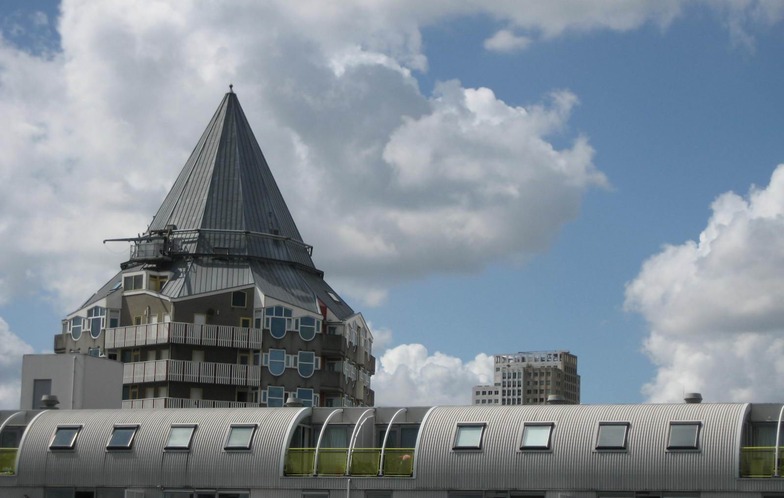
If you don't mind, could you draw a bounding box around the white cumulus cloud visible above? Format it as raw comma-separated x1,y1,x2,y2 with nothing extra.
626,165,784,402
0,318,34,409
0,0,612,316
484,29,531,53
372,344,493,406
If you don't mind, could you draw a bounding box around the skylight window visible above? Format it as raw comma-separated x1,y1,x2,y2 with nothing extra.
453,423,486,450
327,291,341,303
107,425,139,450
596,422,629,450
521,423,554,450
225,424,256,450
667,421,701,450
165,425,196,450
50,426,81,450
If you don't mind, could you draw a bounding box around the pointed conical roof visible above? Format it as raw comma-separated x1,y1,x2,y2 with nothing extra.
148,91,315,269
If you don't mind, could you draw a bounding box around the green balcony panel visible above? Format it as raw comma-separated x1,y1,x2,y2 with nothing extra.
285,448,315,476
382,448,414,476
740,447,784,478
350,449,381,476
0,448,17,475
317,448,348,475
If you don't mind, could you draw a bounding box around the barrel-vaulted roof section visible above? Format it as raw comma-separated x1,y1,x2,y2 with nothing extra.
148,91,314,269
416,403,749,492
14,407,308,489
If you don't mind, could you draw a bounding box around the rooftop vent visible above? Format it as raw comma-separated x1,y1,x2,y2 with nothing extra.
285,397,304,407
547,394,567,405
684,392,703,404
40,394,60,410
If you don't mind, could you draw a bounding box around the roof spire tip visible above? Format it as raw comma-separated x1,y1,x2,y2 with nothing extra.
229,83,234,93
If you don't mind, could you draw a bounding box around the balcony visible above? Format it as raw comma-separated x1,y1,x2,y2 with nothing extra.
106,322,262,350
0,448,16,475
53,334,65,354
122,397,260,409
740,447,784,477
122,359,261,387
284,448,414,477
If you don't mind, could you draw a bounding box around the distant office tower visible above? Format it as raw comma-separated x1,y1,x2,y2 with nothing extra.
472,351,579,405
52,90,375,409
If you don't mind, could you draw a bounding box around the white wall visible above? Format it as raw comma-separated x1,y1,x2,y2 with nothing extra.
19,354,122,409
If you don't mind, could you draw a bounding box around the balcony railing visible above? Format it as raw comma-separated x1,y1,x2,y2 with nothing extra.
122,397,260,409
106,322,262,350
0,448,17,475
284,448,414,477
122,359,261,387
740,447,784,477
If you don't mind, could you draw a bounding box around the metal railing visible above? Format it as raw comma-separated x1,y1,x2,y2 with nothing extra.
122,397,260,409
106,322,262,350
122,360,261,387
284,448,414,477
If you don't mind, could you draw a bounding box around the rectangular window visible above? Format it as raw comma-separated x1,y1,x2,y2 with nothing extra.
239,317,251,328
123,274,144,291
453,423,486,450
225,424,256,450
166,425,197,450
267,386,285,407
521,423,554,450
107,425,139,449
50,426,81,450
596,422,629,450
667,421,702,450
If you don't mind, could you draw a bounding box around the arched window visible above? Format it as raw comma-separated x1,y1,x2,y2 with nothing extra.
71,317,83,341
87,306,106,339
298,351,315,378
268,349,286,376
298,316,320,341
265,306,293,339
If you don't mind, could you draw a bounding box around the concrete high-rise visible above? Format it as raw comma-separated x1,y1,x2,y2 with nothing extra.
472,350,579,405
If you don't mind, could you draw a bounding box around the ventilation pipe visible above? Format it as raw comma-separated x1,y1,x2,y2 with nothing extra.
683,393,703,404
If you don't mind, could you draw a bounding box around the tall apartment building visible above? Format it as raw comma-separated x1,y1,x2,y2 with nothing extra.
472,350,579,405
53,89,375,408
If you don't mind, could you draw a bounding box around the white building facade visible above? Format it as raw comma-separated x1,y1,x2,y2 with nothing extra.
472,350,580,405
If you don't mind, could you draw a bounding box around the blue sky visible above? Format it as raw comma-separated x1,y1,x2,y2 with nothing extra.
0,1,783,407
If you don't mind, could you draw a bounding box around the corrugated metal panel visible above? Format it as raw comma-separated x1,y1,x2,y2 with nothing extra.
72,271,124,312
147,92,315,270
298,270,355,320
15,404,772,494
163,261,254,299
251,261,320,313
15,408,308,489
415,404,749,492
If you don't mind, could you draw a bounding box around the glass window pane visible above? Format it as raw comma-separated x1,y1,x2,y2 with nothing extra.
166,426,196,449
107,426,138,449
668,422,701,449
225,425,256,449
596,423,628,449
522,424,553,449
454,424,485,449
50,426,80,449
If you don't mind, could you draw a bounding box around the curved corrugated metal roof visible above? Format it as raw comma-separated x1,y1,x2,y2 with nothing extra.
415,403,749,492
11,403,757,493
14,407,308,488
